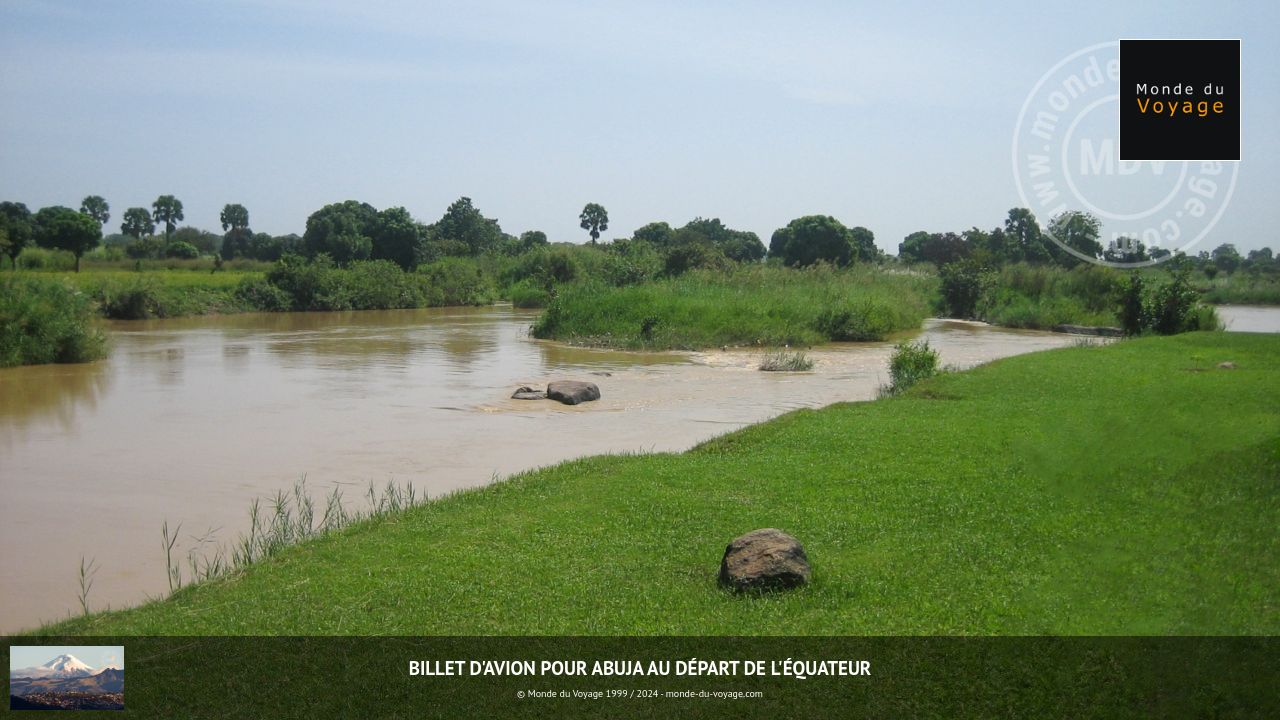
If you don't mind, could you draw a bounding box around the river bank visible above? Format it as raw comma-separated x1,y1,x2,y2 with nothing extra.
0,309,1086,633
24,331,1279,636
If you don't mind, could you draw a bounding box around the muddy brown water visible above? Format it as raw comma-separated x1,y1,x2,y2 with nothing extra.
1,307,1115,632
1215,305,1280,333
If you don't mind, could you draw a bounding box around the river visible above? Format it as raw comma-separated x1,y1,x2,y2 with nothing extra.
3,305,1271,632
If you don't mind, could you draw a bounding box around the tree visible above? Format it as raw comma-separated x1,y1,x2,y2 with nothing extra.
579,203,609,245
681,217,765,262
303,200,377,263
518,230,548,253
1247,247,1273,264
849,226,878,263
0,201,33,269
1211,243,1242,275
770,215,859,267
220,203,252,260
370,206,424,270
34,205,101,272
1002,208,1050,264
121,207,155,239
1046,211,1103,266
432,197,504,256
152,195,184,240
632,221,675,248
80,195,110,227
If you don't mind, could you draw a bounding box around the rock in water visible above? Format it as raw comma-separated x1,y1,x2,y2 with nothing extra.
511,386,547,400
546,380,601,405
718,528,810,592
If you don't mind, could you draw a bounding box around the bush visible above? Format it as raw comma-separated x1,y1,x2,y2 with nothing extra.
509,278,551,308
0,275,107,366
165,240,200,259
345,260,427,310
94,275,163,319
419,257,495,306
814,301,897,341
939,260,991,319
16,247,76,271
235,277,292,312
1119,272,1145,336
886,340,940,395
265,254,351,311
1148,264,1211,335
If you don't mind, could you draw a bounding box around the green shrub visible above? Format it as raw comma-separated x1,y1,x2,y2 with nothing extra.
0,275,107,366
235,277,292,312
419,257,495,306
509,278,551,308
165,240,200,259
266,254,351,311
16,247,76,271
1148,264,1208,335
939,260,991,319
887,340,940,395
345,260,427,310
94,275,163,319
1119,272,1145,336
813,300,897,341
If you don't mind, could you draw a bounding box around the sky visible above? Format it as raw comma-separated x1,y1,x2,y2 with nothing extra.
1,0,1277,253
9,645,124,671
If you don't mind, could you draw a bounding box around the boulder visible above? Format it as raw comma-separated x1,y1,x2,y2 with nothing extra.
718,528,810,592
546,380,601,405
1218,361,1237,370
511,386,547,400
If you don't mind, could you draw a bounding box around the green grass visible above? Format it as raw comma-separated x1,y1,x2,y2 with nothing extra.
533,264,937,349
62,270,261,318
1199,273,1280,305
31,332,1279,636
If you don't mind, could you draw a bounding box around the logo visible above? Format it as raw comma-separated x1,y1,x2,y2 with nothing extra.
1012,41,1238,268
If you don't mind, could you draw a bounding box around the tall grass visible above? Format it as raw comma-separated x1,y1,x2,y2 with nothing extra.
533,263,936,349
759,349,814,371
0,275,107,366
1199,274,1280,305
162,478,425,593
978,263,1122,329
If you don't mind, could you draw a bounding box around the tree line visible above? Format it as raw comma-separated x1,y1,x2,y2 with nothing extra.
3,193,1273,278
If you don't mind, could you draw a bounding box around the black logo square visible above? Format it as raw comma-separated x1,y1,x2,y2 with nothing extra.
1120,39,1240,161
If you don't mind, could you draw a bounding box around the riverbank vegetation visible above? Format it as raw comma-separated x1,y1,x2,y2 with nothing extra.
532,265,936,349
2,193,1268,361
30,331,1278,635
0,275,106,367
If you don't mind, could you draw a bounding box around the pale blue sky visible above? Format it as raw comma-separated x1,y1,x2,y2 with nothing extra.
1,0,1276,251
9,645,124,671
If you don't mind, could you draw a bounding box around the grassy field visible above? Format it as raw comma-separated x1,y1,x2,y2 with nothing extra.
31,331,1278,636
533,264,937,349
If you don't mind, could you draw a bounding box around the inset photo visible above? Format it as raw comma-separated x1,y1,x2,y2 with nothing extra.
9,646,124,711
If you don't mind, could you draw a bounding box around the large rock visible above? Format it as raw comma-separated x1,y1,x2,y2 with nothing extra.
546,380,601,405
511,386,546,400
718,528,810,592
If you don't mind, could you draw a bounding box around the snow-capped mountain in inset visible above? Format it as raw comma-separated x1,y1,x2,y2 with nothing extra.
9,654,97,680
